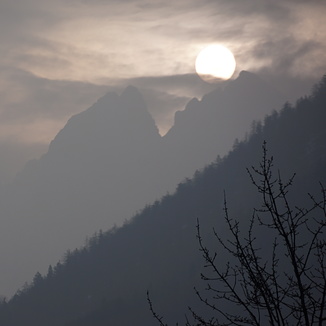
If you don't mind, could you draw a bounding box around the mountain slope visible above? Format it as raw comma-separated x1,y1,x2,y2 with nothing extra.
0,72,284,297
0,75,325,326
162,71,285,183
0,86,163,297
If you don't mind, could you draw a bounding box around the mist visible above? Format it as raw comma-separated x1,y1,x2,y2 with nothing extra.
0,0,325,300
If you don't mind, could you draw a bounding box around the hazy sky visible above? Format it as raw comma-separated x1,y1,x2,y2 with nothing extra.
0,0,326,180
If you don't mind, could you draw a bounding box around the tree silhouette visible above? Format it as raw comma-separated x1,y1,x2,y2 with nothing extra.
149,142,326,326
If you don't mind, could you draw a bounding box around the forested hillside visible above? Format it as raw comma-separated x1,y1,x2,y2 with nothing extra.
0,75,325,326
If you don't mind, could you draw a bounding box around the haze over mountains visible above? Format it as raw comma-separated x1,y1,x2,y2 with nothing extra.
163,71,284,181
0,73,325,326
0,71,286,297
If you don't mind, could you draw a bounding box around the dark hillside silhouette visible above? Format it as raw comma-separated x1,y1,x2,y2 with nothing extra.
0,75,325,325
150,143,326,326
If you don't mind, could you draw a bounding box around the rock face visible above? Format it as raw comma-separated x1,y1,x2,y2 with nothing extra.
162,71,285,184
0,71,285,297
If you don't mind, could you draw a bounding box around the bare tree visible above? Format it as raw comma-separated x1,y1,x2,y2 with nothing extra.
149,142,326,326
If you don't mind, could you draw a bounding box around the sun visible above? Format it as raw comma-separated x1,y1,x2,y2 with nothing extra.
195,44,236,83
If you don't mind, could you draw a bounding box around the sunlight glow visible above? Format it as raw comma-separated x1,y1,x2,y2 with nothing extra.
195,45,236,83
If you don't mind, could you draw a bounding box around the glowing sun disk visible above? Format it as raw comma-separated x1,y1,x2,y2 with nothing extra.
195,45,236,83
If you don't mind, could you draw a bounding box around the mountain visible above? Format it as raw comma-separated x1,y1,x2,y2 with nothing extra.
0,75,325,325
0,72,289,298
0,86,163,297
162,71,285,183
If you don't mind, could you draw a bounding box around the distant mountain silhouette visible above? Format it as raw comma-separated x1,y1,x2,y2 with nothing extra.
0,74,325,326
0,86,163,296
162,71,285,183
0,71,286,297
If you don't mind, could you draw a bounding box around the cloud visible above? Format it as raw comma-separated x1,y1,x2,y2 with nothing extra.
227,1,326,78
0,65,109,179
0,66,109,140
1,0,325,83
250,38,325,77
0,67,107,119
0,0,325,179
120,74,218,98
